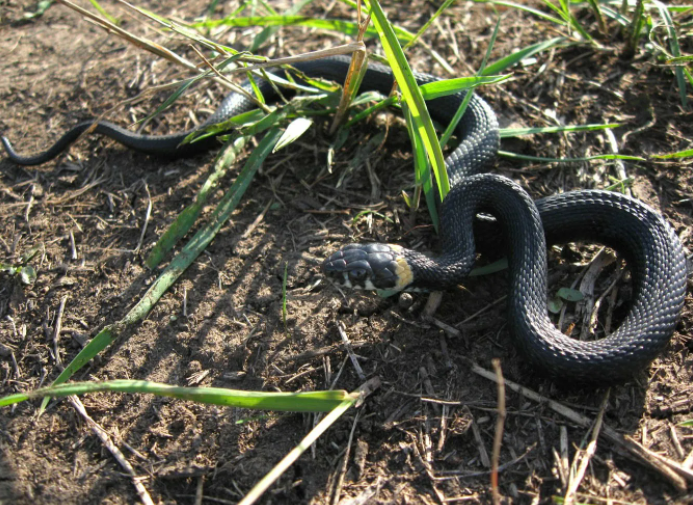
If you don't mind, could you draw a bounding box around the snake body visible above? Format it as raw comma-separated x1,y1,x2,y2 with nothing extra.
3,56,687,383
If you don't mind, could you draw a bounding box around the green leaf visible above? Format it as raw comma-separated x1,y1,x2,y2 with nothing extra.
548,297,564,314
557,287,584,302
20,266,37,285
24,0,53,19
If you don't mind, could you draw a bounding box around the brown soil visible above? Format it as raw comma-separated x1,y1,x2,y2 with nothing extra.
1,1,692,504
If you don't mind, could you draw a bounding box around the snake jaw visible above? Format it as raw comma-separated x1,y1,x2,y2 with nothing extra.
322,243,413,292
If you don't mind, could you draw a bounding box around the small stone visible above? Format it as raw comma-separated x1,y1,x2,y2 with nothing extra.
398,293,414,310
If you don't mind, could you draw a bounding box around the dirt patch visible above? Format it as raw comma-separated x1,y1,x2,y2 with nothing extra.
1,1,692,504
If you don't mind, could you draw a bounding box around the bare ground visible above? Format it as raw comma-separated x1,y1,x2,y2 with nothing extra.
0,1,692,504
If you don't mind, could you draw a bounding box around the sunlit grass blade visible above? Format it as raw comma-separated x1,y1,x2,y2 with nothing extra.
544,0,593,41
441,15,500,148
403,102,438,230
419,74,512,100
667,55,693,64
500,123,621,137
145,135,251,268
368,0,448,197
604,177,634,193
600,4,631,28
238,378,378,505
402,0,455,50
2,380,353,412
499,151,644,162
344,95,397,128
586,0,606,33
140,52,252,126
654,0,687,107
249,0,315,52
625,0,646,57
474,0,565,26
652,148,693,159
190,15,414,44
482,37,567,75
186,107,284,145
40,128,284,413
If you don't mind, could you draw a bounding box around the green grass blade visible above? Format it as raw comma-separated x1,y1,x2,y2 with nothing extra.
238,377,379,505
138,53,250,128
403,102,438,231
419,74,512,100
249,0,315,52
402,0,455,50
40,128,284,413
549,0,594,41
369,0,448,198
344,95,398,128
238,398,355,505
652,148,693,159
2,380,353,412
88,0,119,25
654,0,687,107
440,15,501,149
145,135,251,268
183,108,266,144
470,258,508,276
604,177,634,192
190,15,414,44
474,0,566,26
667,55,693,64
483,37,567,75
499,123,621,137
625,0,646,57
600,5,631,27
587,0,606,33
499,150,644,162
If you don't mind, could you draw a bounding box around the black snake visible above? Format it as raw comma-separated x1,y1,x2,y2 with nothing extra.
2,56,687,383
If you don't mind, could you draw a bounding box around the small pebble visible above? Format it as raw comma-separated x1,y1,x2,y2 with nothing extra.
398,292,414,310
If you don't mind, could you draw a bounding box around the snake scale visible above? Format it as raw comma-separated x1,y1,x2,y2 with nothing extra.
2,55,687,383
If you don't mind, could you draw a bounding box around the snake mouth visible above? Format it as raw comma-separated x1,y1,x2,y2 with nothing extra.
321,243,412,292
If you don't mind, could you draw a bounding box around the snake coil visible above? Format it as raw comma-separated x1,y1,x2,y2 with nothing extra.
3,56,687,383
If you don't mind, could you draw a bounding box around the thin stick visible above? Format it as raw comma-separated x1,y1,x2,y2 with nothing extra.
134,183,152,254
337,322,366,381
68,396,154,505
490,359,506,505
52,296,69,368
330,410,362,505
465,359,688,490
564,390,610,504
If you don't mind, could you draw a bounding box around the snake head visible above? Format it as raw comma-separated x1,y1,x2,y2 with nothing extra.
322,243,414,295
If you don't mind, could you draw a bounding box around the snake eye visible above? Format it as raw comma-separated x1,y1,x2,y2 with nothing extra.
349,268,368,280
